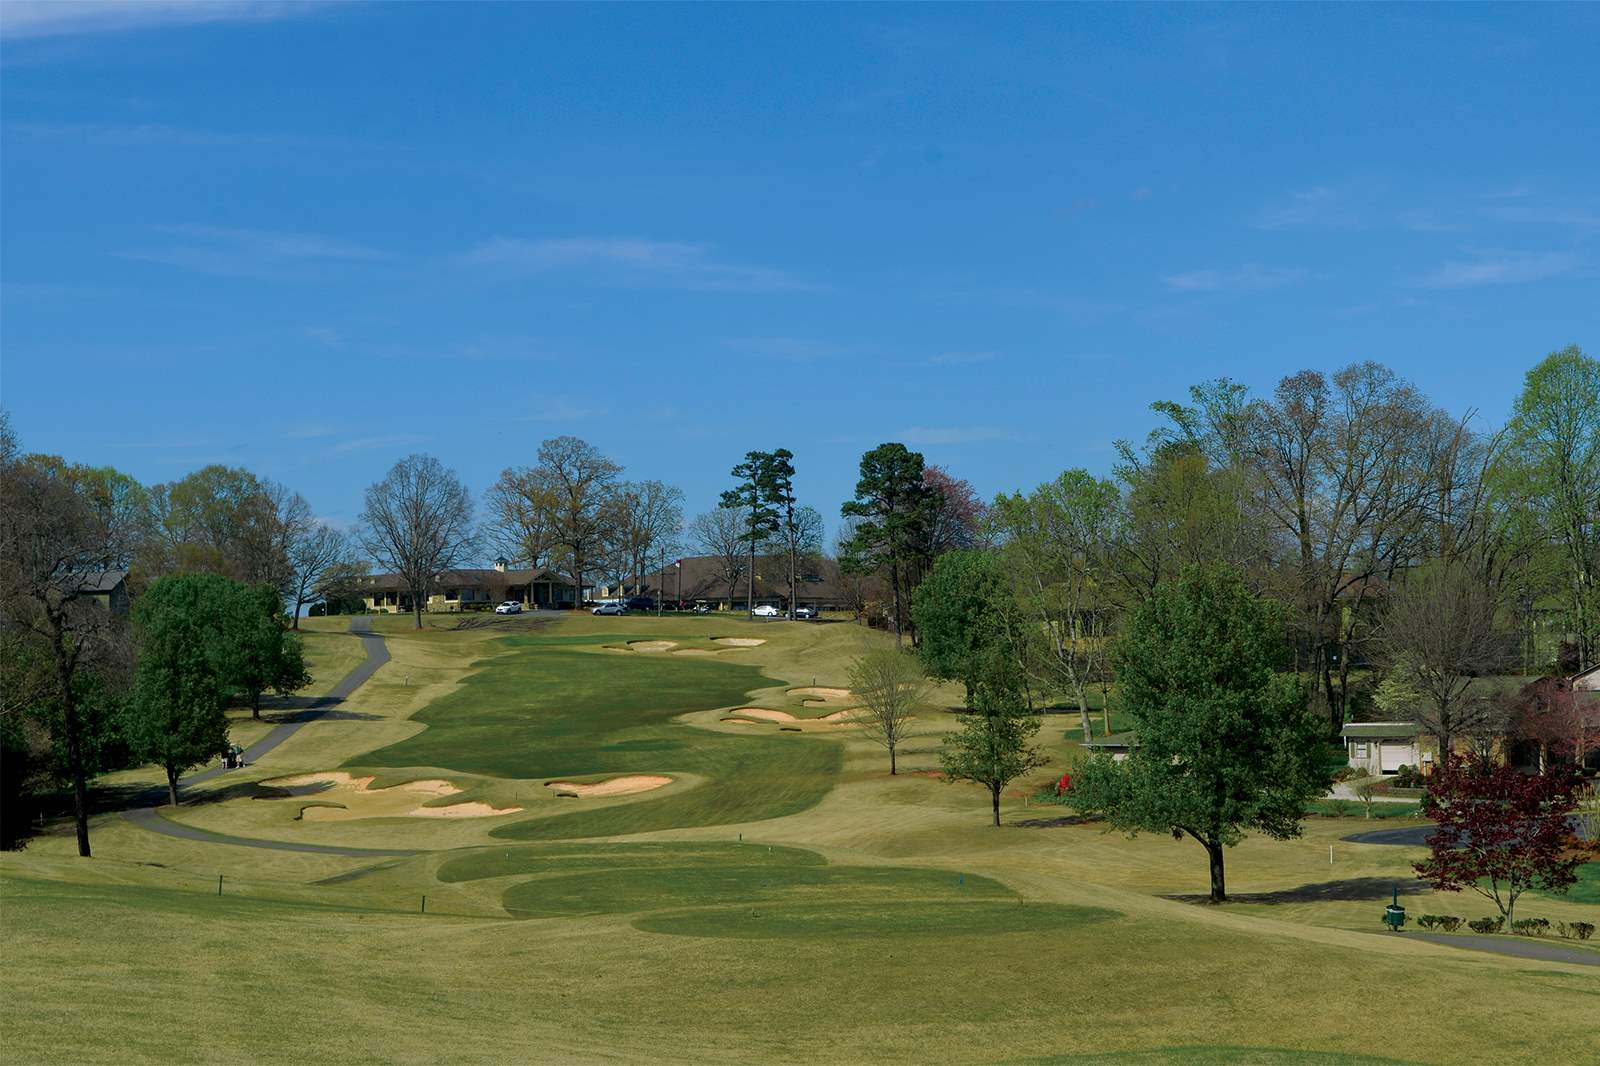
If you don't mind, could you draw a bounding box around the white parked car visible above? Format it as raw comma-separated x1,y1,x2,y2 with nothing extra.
592,601,627,616
494,601,523,615
752,604,780,618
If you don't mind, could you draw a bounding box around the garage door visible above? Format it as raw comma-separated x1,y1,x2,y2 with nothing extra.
1379,741,1411,773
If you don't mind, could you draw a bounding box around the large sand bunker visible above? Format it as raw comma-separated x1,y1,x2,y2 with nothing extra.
788,686,852,701
263,772,522,821
728,707,798,722
543,775,672,798
712,637,766,648
725,706,860,727
626,640,678,652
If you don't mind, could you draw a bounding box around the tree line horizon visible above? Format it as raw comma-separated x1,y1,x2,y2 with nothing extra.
4,344,1596,858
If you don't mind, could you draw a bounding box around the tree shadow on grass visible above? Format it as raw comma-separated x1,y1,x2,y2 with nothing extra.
1164,876,1431,905
1010,814,1101,829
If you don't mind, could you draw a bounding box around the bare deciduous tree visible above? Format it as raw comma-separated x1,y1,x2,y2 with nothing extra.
357,454,475,629
848,647,931,775
483,466,557,582
287,522,361,628
690,506,749,610
1377,562,1515,758
611,479,685,597
533,436,622,609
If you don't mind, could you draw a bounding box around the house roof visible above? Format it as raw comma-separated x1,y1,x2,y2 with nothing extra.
638,554,856,605
71,569,127,593
1340,722,1418,738
361,567,577,592
1570,663,1600,687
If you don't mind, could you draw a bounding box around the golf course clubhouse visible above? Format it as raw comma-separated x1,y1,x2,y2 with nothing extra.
361,559,583,613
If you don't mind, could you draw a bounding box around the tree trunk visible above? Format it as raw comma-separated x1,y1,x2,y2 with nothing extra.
1206,839,1227,902
51,621,91,857
991,783,1001,827
166,766,180,808
788,540,797,620
889,742,897,776
889,559,903,646
1076,688,1094,742
573,549,583,612
252,690,261,720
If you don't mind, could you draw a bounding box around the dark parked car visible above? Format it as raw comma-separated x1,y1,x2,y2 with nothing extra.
794,605,818,619
625,596,657,612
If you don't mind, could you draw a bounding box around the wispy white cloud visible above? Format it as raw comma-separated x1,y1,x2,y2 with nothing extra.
1410,250,1580,289
927,351,996,366
0,1,320,41
1253,186,1360,230
1485,203,1600,231
304,327,344,348
1163,264,1308,293
459,237,814,293
6,121,328,151
723,336,852,362
119,224,390,280
326,434,429,456
895,425,1019,446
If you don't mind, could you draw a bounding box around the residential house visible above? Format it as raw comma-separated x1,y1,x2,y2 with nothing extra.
361,558,586,613
74,569,130,616
1340,722,1428,776
601,555,856,611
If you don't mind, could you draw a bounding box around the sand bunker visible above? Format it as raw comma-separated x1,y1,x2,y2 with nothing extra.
819,710,860,722
626,640,678,652
720,717,761,725
543,775,672,798
788,686,852,701
728,707,798,722
263,772,522,821
672,648,718,656
712,637,766,648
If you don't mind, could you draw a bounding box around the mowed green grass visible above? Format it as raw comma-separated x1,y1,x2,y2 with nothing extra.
443,838,1114,937
8,614,1600,1065
352,629,841,840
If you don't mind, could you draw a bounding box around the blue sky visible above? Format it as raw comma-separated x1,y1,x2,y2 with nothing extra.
3,2,1596,541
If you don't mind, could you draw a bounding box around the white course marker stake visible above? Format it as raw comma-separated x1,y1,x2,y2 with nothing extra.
1329,845,1334,865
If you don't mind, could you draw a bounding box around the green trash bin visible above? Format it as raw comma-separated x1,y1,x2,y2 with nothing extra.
1383,886,1406,931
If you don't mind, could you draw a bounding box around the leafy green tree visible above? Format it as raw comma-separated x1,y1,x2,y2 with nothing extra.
1497,345,1600,669
124,575,234,806
847,647,931,775
992,469,1123,740
231,583,311,719
912,549,1024,707
0,432,142,856
720,450,785,615
840,443,937,644
1065,565,1328,901
938,664,1048,826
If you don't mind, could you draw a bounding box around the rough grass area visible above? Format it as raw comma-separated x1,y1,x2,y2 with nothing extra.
8,613,1600,1065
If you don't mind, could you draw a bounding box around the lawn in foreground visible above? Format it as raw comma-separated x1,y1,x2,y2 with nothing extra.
7,863,1594,1066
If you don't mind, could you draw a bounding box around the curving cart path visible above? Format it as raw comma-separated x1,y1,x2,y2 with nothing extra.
122,617,418,858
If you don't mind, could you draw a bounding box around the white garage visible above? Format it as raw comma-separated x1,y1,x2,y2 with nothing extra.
1341,722,1422,776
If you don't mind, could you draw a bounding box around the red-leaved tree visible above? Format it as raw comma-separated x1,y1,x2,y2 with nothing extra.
1414,756,1593,929
1508,676,1600,771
